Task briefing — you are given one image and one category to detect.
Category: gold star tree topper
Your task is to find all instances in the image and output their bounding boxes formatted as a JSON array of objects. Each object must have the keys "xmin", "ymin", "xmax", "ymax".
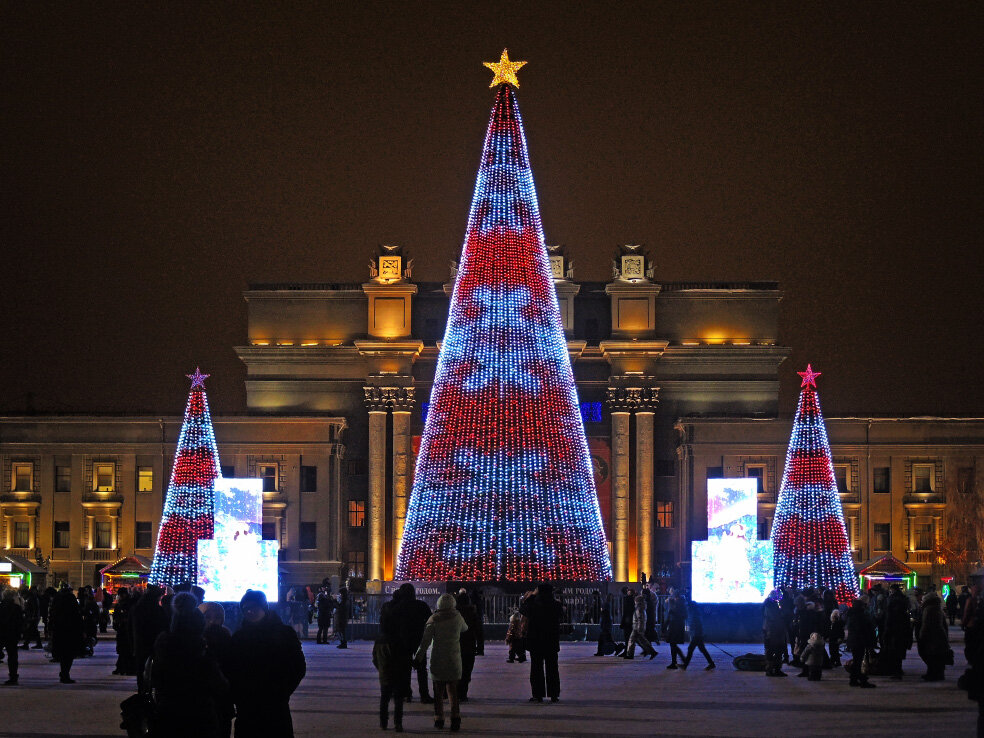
[{"xmin": 484, "ymin": 48, "xmax": 527, "ymax": 88}]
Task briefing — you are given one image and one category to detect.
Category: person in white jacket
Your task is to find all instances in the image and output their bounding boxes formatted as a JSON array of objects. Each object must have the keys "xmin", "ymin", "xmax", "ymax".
[{"xmin": 415, "ymin": 593, "xmax": 468, "ymax": 732}]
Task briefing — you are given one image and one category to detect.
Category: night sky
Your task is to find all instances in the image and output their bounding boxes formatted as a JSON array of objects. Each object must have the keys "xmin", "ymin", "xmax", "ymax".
[{"xmin": 2, "ymin": 3, "xmax": 981, "ymax": 417}]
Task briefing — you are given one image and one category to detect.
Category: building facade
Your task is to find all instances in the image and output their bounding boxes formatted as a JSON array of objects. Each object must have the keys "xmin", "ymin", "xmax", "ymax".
[{"xmin": 2, "ymin": 248, "xmax": 980, "ymax": 587}]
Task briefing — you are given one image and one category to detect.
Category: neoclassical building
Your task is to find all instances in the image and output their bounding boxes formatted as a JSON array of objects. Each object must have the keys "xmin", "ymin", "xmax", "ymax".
[{"xmin": 2, "ymin": 246, "xmax": 981, "ymax": 588}]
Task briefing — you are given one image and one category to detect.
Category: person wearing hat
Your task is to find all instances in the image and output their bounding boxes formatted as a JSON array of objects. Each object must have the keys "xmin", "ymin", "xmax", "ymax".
[
  {"xmin": 414, "ymin": 593, "xmax": 468, "ymax": 732},
  {"xmin": 229, "ymin": 590, "xmax": 306, "ymax": 738},
  {"xmin": 519, "ymin": 583, "xmax": 564, "ymax": 702}
]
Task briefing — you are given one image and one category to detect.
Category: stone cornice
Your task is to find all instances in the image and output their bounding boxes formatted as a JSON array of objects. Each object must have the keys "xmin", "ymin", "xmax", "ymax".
[{"xmin": 354, "ymin": 340, "xmax": 425, "ymax": 358}]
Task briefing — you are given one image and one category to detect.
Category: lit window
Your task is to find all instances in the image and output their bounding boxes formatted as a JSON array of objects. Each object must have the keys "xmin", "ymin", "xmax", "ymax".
[
  {"xmin": 13, "ymin": 521, "xmax": 30, "ymax": 548},
  {"xmin": 258, "ymin": 464, "xmax": 278, "ymax": 493},
  {"xmin": 834, "ymin": 465, "xmax": 850, "ymax": 495},
  {"xmin": 745, "ymin": 464, "xmax": 766, "ymax": 493},
  {"xmin": 300, "ymin": 522, "xmax": 317, "ymax": 549},
  {"xmin": 12, "ymin": 463, "xmax": 33, "ymax": 492},
  {"xmin": 137, "ymin": 467, "xmax": 154, "ymax": 493},
  {"xmin": 54, "ymin": 521, "xmax": 70, "ymax": 549},
  {"xmin": 346, "ymin": 551, "xmax": 366, "ymax": 578},
  {"xmin": 136, "ymin": 521, "xmax": 152, "ymax": 549},
  {"xmin": 655, "ymin": 501, "xmax": 674, "ymax": 528},
  {"xmin": 93, "ymin": 463, "xmax": 115, "ymax": 492},
  {"xmin": 873, "ymin": 523, "xmax": 891, "ymax": 551},
  {"xmin": 914, "ymin": 521, "xmax": 934, "ymax": 551},
  {"xmin": 93, "ymin": 521, "xmax": 112, "ymax": 549},
  {"xmin": 348, "ymin": 500, "xmax": 366, "ymax": 527},
  {"xmin": 55, "ymin": 465, "xmax": 72, "ymax": 493},
  {"xmin": 913, "ymin": 464, "xmax": 934, "ymax": 493}
]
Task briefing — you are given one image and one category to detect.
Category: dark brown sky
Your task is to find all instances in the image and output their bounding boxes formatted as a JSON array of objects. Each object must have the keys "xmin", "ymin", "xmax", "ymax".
[{"xmin": 2, "ymin": 2, "xmax": 981, "ymax": 417}]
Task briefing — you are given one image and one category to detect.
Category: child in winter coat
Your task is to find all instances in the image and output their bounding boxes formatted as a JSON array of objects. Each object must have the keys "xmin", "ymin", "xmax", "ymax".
[
  {"xmin": 505, "ymin": 610, "xmax": 527, "ymax": 663},
  {"xmin": 799, "ymin": 632, "xmax": 826, "ymax": 681},
  {"xmin": 828, "ymin": 610, "xmax": 845, "ymax": 667}
]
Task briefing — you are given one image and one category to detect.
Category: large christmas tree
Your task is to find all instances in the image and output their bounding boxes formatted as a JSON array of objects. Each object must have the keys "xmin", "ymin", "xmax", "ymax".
[
  {"xmin": 395, "ymin": 51, "xmax": 612, "ymax": 581},
  {"xmin": 771, "ymin": 365, "xmax": 860, "ymax": 603},
  {"xmin": 149, "ymin": 368, "xmax": 220, "ymax": 587}
]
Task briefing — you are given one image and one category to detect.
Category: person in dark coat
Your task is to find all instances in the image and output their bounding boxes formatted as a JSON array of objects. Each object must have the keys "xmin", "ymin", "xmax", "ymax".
[
  {"xmin": 229, "ymin": 590, "xmax": 306, "ymax": 738},
  {"xmin": 594, "ymin": 594, "xmax": 617, "ymax": 656},
  {"xmin": 20, "ymin": 586, "xmax": 43, "ymax": 649},
  {"xmin": 619, "ymin": 587, "xmax": 634, "ymax": 644},
  {"xmin": 79, "ymin": 586, "xmax": 100, "ymax": 655},
  {"xmin": 682, "ymin": 597, "xmax": 715, "ymax": 670},
  {"xmin": 763, "ymin": 594, "xmax": 787, "ymax": 677},
  {"xmin": 131, "ymin": 584, "xmax": 169, "ymax": 692},
  {"xmin": 845, "ymin": 597, "xmax": 877, "ymax": 688},
  {"xmin": 918, "ymin": 591, "xmax": 949, "ymax": 681},
  {"xmin": 828, "ymin": 609, "xmax": 845, "ymax": 667},
  {"xmin": 779, "ymin": 587, "xmax": 795, "ymax": 663},
  {"xmin": 945, "ymin": 589, "xmax": 959, "ymax": 626},
  {"xmin": 663, "ymin": 590, "xmax": 687, "ymax": 669},
  {"xmin": 0, "ymin": 588, "xmax": 25, "ymax": 685},
  {"xmin": 881, "ymin": 585, "xmax": 913, "ymax": 679},
  {"xmin": 112, "ymin": 587, "xmax": 134, "ymax": 675},
  {"xmin": 151, "ymin": 593, "xmax": 230, "ymax": 738},
  {"xmin": 471, "ymin": 588, "xmax": 486, "ymax": 656},
  {"xmin": 201, "ymin": 602, "xmax": 235, "ymax": 738},
  {"xmin": 520, "ymin": 584, "xmax": 564, "ymax": 703},
  {"xmin": 375, "ymin": 589, "xmax": 409, "ymax": 731},
  {"xmin": 334, "ymin": 587, "xmax": 349, "ymax": 648},
  {"xmin": 48, "ymin": 585, "xmax": 83, "ymax": 683},
  {"xmin": 315, "ymin": 587, "xmax": 335, "ymax": 644},
  {"xmin": 795, "ymin": 601, "xmax": 826, "ymax": 676},
  {"xmin": 642, "ymin": 585, "xmax": 660, "ymax": 645},
  {"xmin": 395, "ymin": 583, "xmax": 434, "ymax": 703},
  {"xmin": 455, "ymin": 591, "xmax": 480, "ymax": 700}
]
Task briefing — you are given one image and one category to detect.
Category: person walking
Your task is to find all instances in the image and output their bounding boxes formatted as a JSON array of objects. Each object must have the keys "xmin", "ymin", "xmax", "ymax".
[
  {"xmin": 0, "ymin": 588, "xmax": 25, "ymax": 685},
  {"xmin": 918, "ymin": 591, "xmax": 950, "ymax": 682},
  {"xmin": 624, "ymin": 595, "xmax": 657, "ymax": 660},
  {"xmin": 593, "ymin": 595, "xmax": 617, "ymax": 657},
  {"xmin": 763, "ymin": 593, "xmax": 787, "ymax": 677},
  {"xmin": 48, "ymin": 585, "xmax": 83, "ymax": 684},
  {"xmin": 845, "ymin": 597, "xmax": 877, "ymax": 688},
  {"xmin": 663, "ymin": 590, "xmax": 687, "ymax": 669},
  {"xmin": 642, "ymin": 585, "xmax": 660, "ymax": 645},
  {"xmin": 414, "ymin": 593, "xmax": 468, "ymax": 732},
  {"xmin": 455, "ymin": 591, "xmax": 479, "ymax": 701},
  {"xmin": 520, "ymin": 583, "xmax": 564, "ymax": 703},
  {"xmin": 229, "ymin": 589, "xmax": 306, "ymax": 738},
  {"xmin": 395, "ymin": 583, "xmax": 434, "ymax": 703},
  {"xmin": 20, "ymin": 586, "xmax": 43, "ymax": 650},
  {"xmin": 151, "ymin": 592, "xmax": 230, "ymax": 738},
  {"xmin": 375, "ymin": 588, "xmax": 409, "ymax": 732},
  {"xmin": 619, "ymin": 587, "xmax": 634, "ymax": 645},
  {"xmin": 682, "ymin": 597, "xmax": 715, "ymax": 670},
  {"xmin": 334, "ymin": 587, "xmax": 350, "ymax": 649}
]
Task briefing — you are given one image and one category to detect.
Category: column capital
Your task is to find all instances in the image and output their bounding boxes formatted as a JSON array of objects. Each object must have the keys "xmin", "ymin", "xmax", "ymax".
[
  {"xmin": 364, "ymin": 385, "xmax": 416, "ymax": 411},
  {"xmin": 606, "ymin": 376, "xmax": 660, "ymax": 411}
]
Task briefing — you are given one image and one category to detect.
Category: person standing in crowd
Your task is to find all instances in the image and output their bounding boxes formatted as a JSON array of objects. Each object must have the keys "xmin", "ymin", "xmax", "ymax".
[
  {"xmin": 918, "ymin": 591, "xmax": 950, "ymax": 682},
  {"xmin": 520, "ymin": 583, "xmax": 564, "ymax": 703},
  {"xmin": 0, "ymin": 588, "xmax": 25, "ymax": 685},
  {"xmin": 229, "ymin": 590, "xmax": 306, "ymax": 738},
  {"xmin": 49, "ymin": 585, "xmax": 83, "ymax": 684},
  {"xmin": 79, "ymin": 586, "xmax": 100, "ymax": 655},
  {"xmin": 334, "ymin": 587, "xmax": 350, "ymax": 649},
  {"xmin": 40, "ymin": 586, "xmax": 54, "ymax": 639},
  {"xmin": 623, "ymin": 595, "xmax": 657, "ymax": 660},
  {"xmin": 395, "ymin": 583, "xmax": 433, "ymax": 704},
  {"xmin": 471, "ymin": 588, "xmax": 486, "ymax": 656},
  {"xmin": 507, "ymin": 608, "xmax": 529, "ymax": 662},
  {"xmin": 799, "ymin": 632, "xmax": 825, "ymax": 681},
  {"xmin": 151, "ymin": 593, "xmax": 230, "ymax": 738},
  {"xmin": 682, "ymin": 597, "xmax": 715, "ymax": 670},
  {"xmin": 946, "ymin": 587, "xmax": 959, "ymax": 626},
  {"xmin": 619, "ymin": 587, "xmax": 634, "ymax": 645},
  {"xmin": 795, "ymin": 601, "xmax": 825, "ymax": 677},
  {"xmin": 375, "ymin": 588, "xmax": 409, "ymax": 732},
  {"xmin": 828, "ymin": 609, "xmax": 844, "ymax": 667},
  {"xmin": 315, "ymin": 587, "xmax": 335, "ymax": 645},
  {"xmin": 763, "ymin": 592, "xmax": 787, "ymax": 677},
  {"xmin": 201, "ymin": 602, "xmax": 235, "ymax": 738},
  {"xmin": 112, "ymin": 587, "xmax": 134, "ymax": 675},
  {"xmin": 455, "ymin": 591, "xmax": 480, "ymax": 701},
  {"xmin": 593, "ymin": 594, "xmax": 618, "ymax": 657},
  {"xmin": 882, "ymin": 584, "xmax": 913, "ymax": 680},
  {"xmin": 779, "ymin": 587, "xmax": 795, "ymax": 663},
  {"xmin": 845, "ymin": 597, "xmax": 877, "ymax": 688},
  {"xmin": 132, "ymin": 584, "xmax": 169, "ymax": 692},
  {"xmin": 20, "ymin": 586, "xmax": 43, "ymax": 650},
  {"xmin": 642, "ymin": 584, "xmax": 660, "ymax": 645},
  {"xmin": 958, "ymin": 585, "xmax": 972, "ymax": 625},
  {"xmin": 663, "ymin": 589, "xmax": 687, "ymax": 669},
  {"xmin": 415, "ymin": 593, "xmax": 468, "ymax": 732}
]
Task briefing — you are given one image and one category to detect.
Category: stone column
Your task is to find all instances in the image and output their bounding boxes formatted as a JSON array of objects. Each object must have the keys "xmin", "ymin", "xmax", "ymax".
[
  {"xmin": 635, "ymin": 411, "xmax": 655, "ymax": 582},
  {"xmin": 611, "ymin": 411, "xmax": 631, "ymax": 582},
  {"xmin": 392, "ymin": 408, "xmax": 413, "ymax": 571},
  {"xmin": 367, "ymin": 409, "xmax": 387, "ymax": 581},
  {"xmin": 330, "ymin": 441, "xmax": 345, "ymax": 563}
]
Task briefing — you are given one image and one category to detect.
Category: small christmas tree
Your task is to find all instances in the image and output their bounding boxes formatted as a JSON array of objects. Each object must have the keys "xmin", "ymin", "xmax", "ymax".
[
  {"xmin": 149, "ymin": 368, "xmax": 220, "ymax": 587},
  {"xmin": 395, "ymin": 51, "xmax": 611, "ymax": 581},
  {"xmin": 771, "ymin": 365, "xmax": 860, "ymax": 603}
]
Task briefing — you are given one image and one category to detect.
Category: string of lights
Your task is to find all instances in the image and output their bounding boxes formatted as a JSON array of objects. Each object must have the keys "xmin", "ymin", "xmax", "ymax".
[
  {"xmin": 149, "ymin": 368, "xmax": 221, "ymax": 587},
  {"xmin": 395, "ymin": 64, "xmax": 612, "ymax": 581},
  {"xmin": 771, "ymin": 365, "xmax": 860, "ymax": 603}
]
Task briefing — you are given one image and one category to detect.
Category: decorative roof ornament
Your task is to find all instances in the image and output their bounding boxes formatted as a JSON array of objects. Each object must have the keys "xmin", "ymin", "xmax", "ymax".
[
  {"xmin": 368, "ymin": 244, "xmax": 411, "ymax": 284},
  {"xmin": 611, "ymin": 244, "xmax": 655, "ymax": 283}
]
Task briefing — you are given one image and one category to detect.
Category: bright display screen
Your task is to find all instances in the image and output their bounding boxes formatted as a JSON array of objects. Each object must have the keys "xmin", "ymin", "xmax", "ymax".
[
  {"xmin": 197, "ymin": 478, "xmax": 278, "ymax": 603},
  {"xmin": 691, "ymin": 478, "xmax": 774, "ymax": 603}
]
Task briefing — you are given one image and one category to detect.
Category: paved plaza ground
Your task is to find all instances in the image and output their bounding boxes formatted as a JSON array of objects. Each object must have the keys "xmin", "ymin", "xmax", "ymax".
[{"xmin": 1, "ymin": 630, "xmax": 977, "ymax": 737}]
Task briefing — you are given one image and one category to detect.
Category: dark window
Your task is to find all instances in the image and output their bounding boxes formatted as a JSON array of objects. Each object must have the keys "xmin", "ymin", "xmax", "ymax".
[
  {"xmin": 221, "ymin": 465, "xmax": 236, "ymax": 478},
  {"xmin": 873, "ymin": 466, "xmax": 891, "ymax": 494},
  {"xmin": 13, "ymin": 521, "xmax": 30, "ymax": 547},
  {"xmin": 55, "ymin": 466, "xmax": 72, "ymax": 493},
  {"xmin": 655, "ymin": 459, "xmax": 676, "ymax": 477},
  {"xmin": 585, "ymin": 318, "xmax": 600, "ymax": 343},
  {"xmin": 579, "ymin": 402, "xmax": 603, "ymax": 424},
  {"xmin": 758, "ymin": 517, "xmax": 772, "ymax": 541},
  {"xmin": 258, "ymin": 464, "xmax": 278, "ymax": 492},
  {"xmin": 262, "ymin": 522, "xmax": 277, "ymax": 541},
  {"xmin": 346, "ymin": 551, "xmax": 366, "ymax": 578},
  {"xmin": 54, "ymin": 521, "xmax": 70, "ymax": 549},
  {"xmin": 299, "ymin": 522, "xmax": 317, "ymax": 550},
  {"xmin": 746, "ymin": 465, "xmax": 765, "ymax": 492},
  {"xmin": 424, "ymin": 318, "xmax": 442, "ymax": 341},
  {"xmin": 348, "ymin": 500, "xmax": 366, "ymax": 527},
  {"xmin": 834, "ymin": 465, "xmax": 850, "ymax": 495},
  {"xmin": 13, "ymin": 463, "xmax": 32, "ymax": 492},
  {"xmin": 346, "ymin": 459, "xmax": 367, "ymax": 476},
  {"xmin": 706, "ymin": 466, "xmax": 724, "ymax": 480},
  {"xmin": 958, "ymin": 467, "xmax": 975, "ymax": 495},
  {"xmin": 873, "ymin": 523, "xmax": 891, "ymax": 551},
  {"xmin": 135, "ymin": 521, "xmax": 152, "ymax": 549},
  {"xmin": 913, "ymin": 464, "xmax": 934, "ymax": 492},
  {"xmin": 93, "ymin": 521, "xmax": 112, "ymax": 549},
  {"xmin": 300, "ymin": 466, "xmax": 317, "ymax": 493}
]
